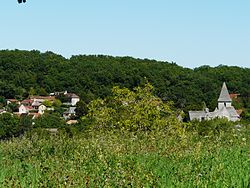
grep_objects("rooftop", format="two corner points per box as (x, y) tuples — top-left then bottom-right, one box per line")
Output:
(218, 82), (232, 102)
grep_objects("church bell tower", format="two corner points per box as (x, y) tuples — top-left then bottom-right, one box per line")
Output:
(218, 82), (232, 109)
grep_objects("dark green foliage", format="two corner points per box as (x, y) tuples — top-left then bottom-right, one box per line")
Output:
(6, 103), (19, 113)
(18, 115), (33, 133)
(34, 113), (65, 128)
(75, 100), (88, 118)
(56, 94), (70, 103)
(0, 97), (6, 109)
(0, 113), (33, 139)
(1, 50), (250, 117)
(241, 110), (250, 121)
(0, 113), (19, 138)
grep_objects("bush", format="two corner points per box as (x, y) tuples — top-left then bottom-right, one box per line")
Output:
(187, 118), (235, 136)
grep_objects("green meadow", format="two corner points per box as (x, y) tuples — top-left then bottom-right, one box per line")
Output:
(0, 126), (249, 188)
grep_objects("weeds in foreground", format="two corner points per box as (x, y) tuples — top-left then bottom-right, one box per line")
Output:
(0, 125), (249, 187)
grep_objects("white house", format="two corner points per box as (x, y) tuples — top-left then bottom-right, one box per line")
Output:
(69, 93), (80, 106)
(19, 104), (33, 114)
(189, 82), (240, 122)
(32, 101), (42, 109)
(38, 105), (47, 114)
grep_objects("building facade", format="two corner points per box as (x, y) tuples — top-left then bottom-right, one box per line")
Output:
(189, 82), (240, 122)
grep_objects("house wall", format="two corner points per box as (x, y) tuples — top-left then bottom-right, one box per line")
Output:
(218, 102), (231, 109)
(19, 105), (27, 114)
(71, 98), (80, 106)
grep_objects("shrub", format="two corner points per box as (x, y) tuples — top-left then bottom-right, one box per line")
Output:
(188, 118), (235, 136)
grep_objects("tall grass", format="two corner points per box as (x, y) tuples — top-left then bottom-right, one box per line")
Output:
(0, 126), (249, 187)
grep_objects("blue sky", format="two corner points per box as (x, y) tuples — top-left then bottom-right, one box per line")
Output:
(1, 1), (249, 68)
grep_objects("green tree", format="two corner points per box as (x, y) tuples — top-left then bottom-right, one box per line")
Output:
(75, 100), (88, 118)
(28, 87), (36, 96)
(53, 99), (62, 107)
(43, 100), (52, 107)
(38, 87), (48, 96)
(0, 113), (20, 139)
(84, 83), (179, 131)
(34, 113), (65, 128)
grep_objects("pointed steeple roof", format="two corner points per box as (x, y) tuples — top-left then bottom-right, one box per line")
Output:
(218, 82), (232, 102)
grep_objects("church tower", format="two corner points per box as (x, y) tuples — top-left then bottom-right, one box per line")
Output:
(218, 82), (232, 109)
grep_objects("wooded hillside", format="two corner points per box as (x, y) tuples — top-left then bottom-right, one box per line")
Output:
(1, 50), (250, 114)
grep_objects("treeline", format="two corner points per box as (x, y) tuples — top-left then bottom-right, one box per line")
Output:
(1, 49), (250, 114)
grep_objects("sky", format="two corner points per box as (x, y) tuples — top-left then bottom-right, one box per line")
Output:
(0, 0), (249, 68)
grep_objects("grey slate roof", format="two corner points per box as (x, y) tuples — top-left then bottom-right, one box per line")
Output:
(189, 82), (240, 122)
(226, 106), (239, 117)
(218, 82), (232, 102)
(64, 107), (76, 114)
(189, 106), (239, 121)
(189, 111), (206, 121)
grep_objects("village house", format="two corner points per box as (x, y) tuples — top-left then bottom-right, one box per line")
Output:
(38, 105), (47, 114)
(0, 109), (7, 114)
(2, 91), (80, 120)
(7, 99), (20, 105)
(32, 101), (42, 110)
(66, 120), (78, 125)
(19, 104), (33, 114)
(30, 95), (56, 103)
(189, 82), (240, 122)
(67, 93), (80, 106)
(21, 99), (33, 106)
(50, 91), (80, 106)
(63, 107), (76, 120)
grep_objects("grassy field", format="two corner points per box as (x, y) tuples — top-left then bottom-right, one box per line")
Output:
(0, 127), (249, 187)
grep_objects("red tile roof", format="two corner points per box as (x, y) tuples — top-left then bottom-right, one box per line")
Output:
(7, 99), (19, 102)
(30, 96), (55, 100)
(230, 94), (240, 99)
(236, 109), (243, 116)
(21, 99), (33, 104)
(25, 106), (34, 110)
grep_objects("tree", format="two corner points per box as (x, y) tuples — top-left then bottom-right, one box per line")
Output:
(28, 87), (36, 96)
(0, 113), (19, 139)
(84, 83), (179, 131)
(43, 100), (52, 107)
(0, 96), (6, 108)
(53, 99), (62, 107)
(75, 100), (88, 118)
(34, 113), (65, 128)
(38, 87), (48, 96)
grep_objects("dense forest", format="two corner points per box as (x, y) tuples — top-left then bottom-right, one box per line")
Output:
(1, 49), (250, 116)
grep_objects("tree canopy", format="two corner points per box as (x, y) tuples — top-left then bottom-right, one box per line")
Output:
(0, 50), (250, 115)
